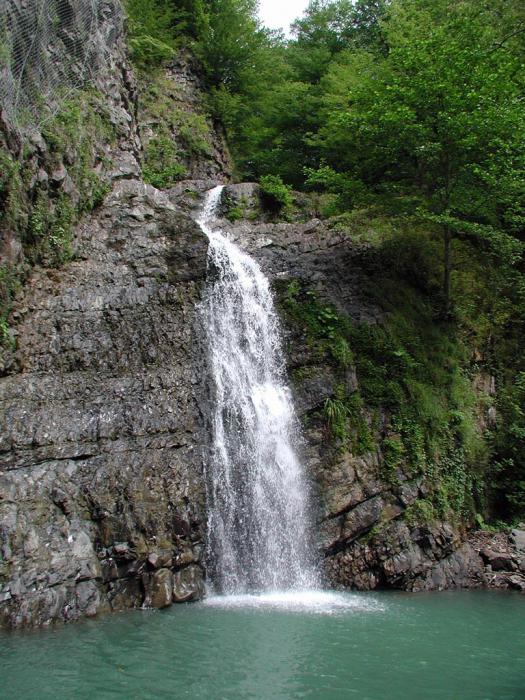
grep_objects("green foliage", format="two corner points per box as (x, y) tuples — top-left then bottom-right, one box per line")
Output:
(175, 111), (212, 157)
(222, 194), (256, 222)
(139, 72), (215, 186)
(0, 151), (28, 233)
(207, 0), (390, 182)
(42, 92), (116, 212)
(0, 317), (13, 349)
(25, 91), (115, 265)
(124, 0), (216, 71)
(130, 35), (176, 66)
(279, 276), (487, 518)
(26, 191), (75, 266)
(474, 514), (511, 533)
(199, 0), (263, 92)
(259, 175), (293, 213)
(491, 373), (525, 520)
(1, 87), (116, 279)
(309, 0), (524, 311)
(404, 499), (437, 527)
(124, 0), (177, 66)
(323, 387), (374, 454)
(0, 264), (19, 316)
(381, 436), (404, 484)
(324, 394), (350, 443)
(203, 0), (525, 332)
(345, 392), (375, 454)
(0, 87), (118, 357)
(225, 206), (243, 222)
(392, 415), (426, 476)
(330, 335), (353, 367)
(360, 522), (383, 544)
(142, 135), (187, 188)
(292, 1), (388, 54)
(0, 264), (20, 350)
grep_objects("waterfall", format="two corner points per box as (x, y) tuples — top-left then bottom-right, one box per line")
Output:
(198, 186), (318, 595)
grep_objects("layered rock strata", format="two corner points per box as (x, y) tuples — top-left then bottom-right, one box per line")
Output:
(0, 1), (228, 628)
(0, 181), (210, 628)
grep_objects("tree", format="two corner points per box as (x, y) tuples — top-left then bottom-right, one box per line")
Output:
(124, 0), (211, 65)
(289, 0), (387, 82)
(199, 0), (264, 91)
(312, 0), (525, 314)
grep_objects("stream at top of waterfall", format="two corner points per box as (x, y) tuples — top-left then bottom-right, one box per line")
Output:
(1, 590), (524, 699)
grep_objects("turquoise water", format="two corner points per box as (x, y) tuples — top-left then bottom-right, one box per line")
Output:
(1, 590), (524, 700)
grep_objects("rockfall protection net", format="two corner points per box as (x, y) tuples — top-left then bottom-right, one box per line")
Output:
(0, 0), (115, 130)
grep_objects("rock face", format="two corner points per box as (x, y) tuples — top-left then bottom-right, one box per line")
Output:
(0, 180), (211, 628)
(0, 0), (125, 129)
(469, 528), (525, 591)
(0, 2), (232, 629)
(214, 201), (516, 594)
(163, 54), (232, 181)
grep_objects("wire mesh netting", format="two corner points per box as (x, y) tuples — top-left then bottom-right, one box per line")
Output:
(0, 0), (119, 131)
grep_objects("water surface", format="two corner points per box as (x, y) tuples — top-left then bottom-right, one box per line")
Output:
(1, 590), (523, 700)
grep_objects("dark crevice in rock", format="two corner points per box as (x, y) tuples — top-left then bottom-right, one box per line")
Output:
(323, 488), (390, 523)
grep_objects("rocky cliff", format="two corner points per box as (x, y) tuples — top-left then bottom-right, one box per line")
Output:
(0, 2), (228, 628)
(215, 184), (525, 594)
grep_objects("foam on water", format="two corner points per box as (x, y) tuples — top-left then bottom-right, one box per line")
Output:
(202, 590), (386, 615)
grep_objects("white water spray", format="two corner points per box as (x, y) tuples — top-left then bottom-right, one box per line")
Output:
(198, 186), (318, 595)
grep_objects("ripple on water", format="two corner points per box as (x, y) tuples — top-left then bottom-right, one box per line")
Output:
(201, 589), (386, 615)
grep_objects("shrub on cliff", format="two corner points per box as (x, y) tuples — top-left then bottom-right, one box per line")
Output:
(259, 175), (293, 213)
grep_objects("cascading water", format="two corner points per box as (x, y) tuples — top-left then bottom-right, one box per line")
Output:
(198, 186), (318, 596)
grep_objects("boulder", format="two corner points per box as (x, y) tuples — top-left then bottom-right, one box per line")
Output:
(222, 183), (261, 220)
(508, 574), (525, 591)
(147, 550), (173, 570)
(146, 569), (173, 609)
(480, 549), (516, 572)
(173, 565), (204, 603)
(510, 528), (525, 554)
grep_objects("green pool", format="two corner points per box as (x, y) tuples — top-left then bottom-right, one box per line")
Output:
(1, 590), (523, 699)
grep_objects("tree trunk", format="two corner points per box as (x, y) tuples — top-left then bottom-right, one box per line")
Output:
(443, 224), (452, 318)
